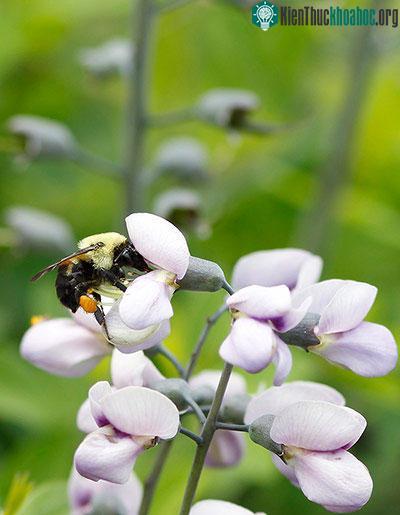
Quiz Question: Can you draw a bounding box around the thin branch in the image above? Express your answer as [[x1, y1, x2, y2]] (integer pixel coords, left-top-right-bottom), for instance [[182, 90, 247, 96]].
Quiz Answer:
[[183, 395, 207, 424], [72, 148, 124, 178], [184, 304, 227, 379], [180, 427, 203, 445], [222, 279, 234, 296], [179, 363, 233, 515], [157, 344, 186, 377], [215, 422, 249, 432]]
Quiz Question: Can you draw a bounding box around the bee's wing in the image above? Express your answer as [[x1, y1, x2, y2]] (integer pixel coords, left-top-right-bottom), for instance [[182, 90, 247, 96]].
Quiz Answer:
[[30, 243, 104, 282]]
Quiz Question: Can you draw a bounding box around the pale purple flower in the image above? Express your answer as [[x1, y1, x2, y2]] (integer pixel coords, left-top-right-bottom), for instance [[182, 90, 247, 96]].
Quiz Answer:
[[20, 311, 111, 377], [190, 500, 265, 515], [190, 370, 247, 468], [244, 380, 345, 424], [68, 467, 142, 515], [219, 285, 311, 384], [77, 349, 164, 433], [269, 400, 373, 512], [232, 248, 322, 291], [74, 383, 180, 483], [293, 280, 398, 377], [119, 213, 190, 332]]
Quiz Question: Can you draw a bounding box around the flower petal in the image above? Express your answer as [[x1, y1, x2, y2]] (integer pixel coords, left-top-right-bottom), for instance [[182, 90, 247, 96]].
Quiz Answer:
[[189, 370, 247, 400], [219, 318, 275, 373], [89, 381, 113, 427], [318, 281, 377, 334], [227, 285, 291, 320], [271, 297, 312, 333], [295, 255, 323, 291], [205, 430, 246, 468], [72, 308, 102, 333], [293, 450, 373, 512], [74, 427, 141, 484], [244, 381, 345, 424], [76, 399, 98, 433], [68, 468, 143, 515], [232, 249, 321, 291], [101, 386, 180, 439], [125, 212, 190, 278], [119, 272, 174, 331], [271, 453, 300, 487], [270, 401, 366, 451], [272, 337, 292, 386], [313, 321, 398, 377], [20, 318, 110, 377], [292, 280, 347, 316], [111, 349, 164, 388], [190, 500, 262, 515]]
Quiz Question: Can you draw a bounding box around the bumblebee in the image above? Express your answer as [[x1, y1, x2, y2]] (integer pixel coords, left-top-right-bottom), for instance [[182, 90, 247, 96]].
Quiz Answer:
[[31, 232, 149, 327]]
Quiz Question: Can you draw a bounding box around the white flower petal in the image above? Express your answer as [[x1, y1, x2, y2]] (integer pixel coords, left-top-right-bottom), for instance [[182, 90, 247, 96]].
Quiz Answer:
[[272, 337, 292, 386], [190, 499, 263, 515], [227, 285, 292, 320], [205, 430, 246, 468], [189, 370, 247, 400], [125, 212, 189, 278], [111, 349, 164, 388], [77, 398, 98, 433]]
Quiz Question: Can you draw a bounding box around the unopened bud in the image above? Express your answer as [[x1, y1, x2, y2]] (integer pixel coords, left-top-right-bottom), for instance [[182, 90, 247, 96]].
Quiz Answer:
[[196, 88, 259, 129], [178, 256, 226, 292], [150, 378, 192, 411], [249, 414, 283, 456], [190, 384, 215, 406], [7, 115, 77, 161], [219, 393, 251, 425], [78, 38, 133, 77]]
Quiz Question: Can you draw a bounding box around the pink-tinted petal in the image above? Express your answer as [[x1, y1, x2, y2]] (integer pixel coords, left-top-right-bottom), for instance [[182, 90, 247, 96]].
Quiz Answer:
[[293, 450, 373, 512], [292, 280, 347, 316], [219, 318, 275, 373], [244, 381, 345, 424], [313, 321, 398, 377], [101, 386, 180, 439], [72, 308, 101, 334], [190, 500, 263, 515], [89, 381, 112, 427], [77, 399, 98, 433], [20, 318, 111, 377], [271, 453, 300, 487], [205, 430, 246, 468], [271, 401, 366, 451], [232, 249, 320, 291], [105, 300, 169, 352], [295, 255, 323, 291], [271, 297, 312, 333], [125, 212, 190, 278], [111, 349, 164, 388], [189, 370, 247, 400], [318, 281, 377, 334], [74, 426, 141, 484], [272, 337, 292, 386], [68, 468, 142, 515], [227, 285, 291, 320], [119, 272, 174, 330]]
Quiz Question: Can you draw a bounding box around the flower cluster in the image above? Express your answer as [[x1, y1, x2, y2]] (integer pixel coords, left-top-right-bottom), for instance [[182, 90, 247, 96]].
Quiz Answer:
[[19, 213, 398, 514]]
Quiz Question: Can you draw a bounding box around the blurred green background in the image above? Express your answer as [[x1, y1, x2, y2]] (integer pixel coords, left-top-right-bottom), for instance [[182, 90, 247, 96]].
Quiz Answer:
[[0, 0, 399, 513]]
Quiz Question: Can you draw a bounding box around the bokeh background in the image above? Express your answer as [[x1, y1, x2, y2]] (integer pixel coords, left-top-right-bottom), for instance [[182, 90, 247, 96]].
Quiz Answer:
[[0, 0, 399, 513]]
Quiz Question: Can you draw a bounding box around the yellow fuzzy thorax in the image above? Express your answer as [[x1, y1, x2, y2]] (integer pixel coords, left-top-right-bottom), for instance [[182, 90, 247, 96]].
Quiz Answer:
[[78, 232, 127, 270]]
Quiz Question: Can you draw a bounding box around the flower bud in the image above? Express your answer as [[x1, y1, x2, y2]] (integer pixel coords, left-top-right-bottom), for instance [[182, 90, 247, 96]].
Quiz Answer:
[[249, 414, 283, 456], [150, 378, 192, 410], [153, 137, 208, 183], [7, 115, 77, 161], [178, 256, 226, 292], [278, 312, 320, 349], [190, 384, 215, 406], [78, 38, 133, 77], [219, 393, 251, 425], [196, 89, 259, 129], [5, 206, 75, 253]]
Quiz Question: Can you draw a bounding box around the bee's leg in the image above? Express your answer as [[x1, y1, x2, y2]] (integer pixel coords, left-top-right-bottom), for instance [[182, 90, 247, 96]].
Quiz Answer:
[[91, 292, 111, 341], [100, 270, 127, 292]]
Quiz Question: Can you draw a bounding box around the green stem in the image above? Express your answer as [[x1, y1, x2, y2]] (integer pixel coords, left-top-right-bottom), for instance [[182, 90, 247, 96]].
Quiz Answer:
[[179, 363, 233, 515], [180, 427, 203, 445], [215, 422, 249, 432], [124, 0, 154, 214], [157, 344, 186, 377]]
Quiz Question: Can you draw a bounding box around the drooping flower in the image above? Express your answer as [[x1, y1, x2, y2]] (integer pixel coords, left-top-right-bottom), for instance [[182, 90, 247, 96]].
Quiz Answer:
[[291, 280, 398, 377], [219, 285, 311, 384], [20, 310, 111, 377], [190, 370, 247, 468], [119, 213, 190, 332], [77, 349, 164, 433], [68, 467, 142, 515], [244, 380, 345, 424], [232, 248, 322, 291], [190, 499, 265, 515], [74, 383, 180, 483], [268, 400, 373, 512]]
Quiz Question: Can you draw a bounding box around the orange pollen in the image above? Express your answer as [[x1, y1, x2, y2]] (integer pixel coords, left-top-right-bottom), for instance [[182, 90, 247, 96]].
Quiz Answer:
[[79, 295, 98, 313], [30, 315, 47, 326]]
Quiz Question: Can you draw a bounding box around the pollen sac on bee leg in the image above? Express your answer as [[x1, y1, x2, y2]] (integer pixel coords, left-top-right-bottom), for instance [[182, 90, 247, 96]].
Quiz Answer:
[[79, 295, 98, 314]]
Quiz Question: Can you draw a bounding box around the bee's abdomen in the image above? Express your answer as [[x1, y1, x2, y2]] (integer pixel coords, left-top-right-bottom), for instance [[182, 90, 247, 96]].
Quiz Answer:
[[55, 266, 80, 312]]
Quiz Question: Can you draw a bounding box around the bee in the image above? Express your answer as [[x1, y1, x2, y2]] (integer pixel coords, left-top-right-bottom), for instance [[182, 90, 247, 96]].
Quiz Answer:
[[31, 232, 150, 329]]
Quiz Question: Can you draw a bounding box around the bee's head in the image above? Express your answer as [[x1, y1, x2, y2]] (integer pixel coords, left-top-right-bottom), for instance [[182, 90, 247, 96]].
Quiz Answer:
[[78, 232, 127, 269]]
